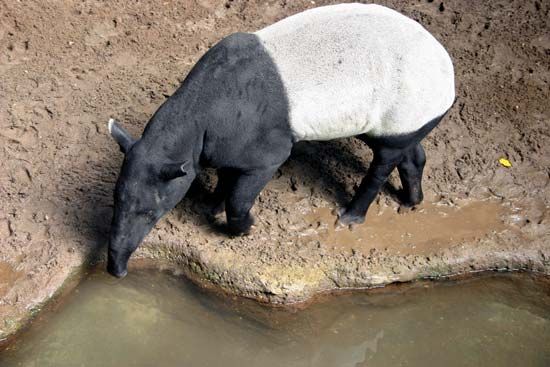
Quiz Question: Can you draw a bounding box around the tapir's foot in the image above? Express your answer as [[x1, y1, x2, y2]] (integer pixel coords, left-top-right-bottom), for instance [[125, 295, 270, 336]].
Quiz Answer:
[[397, 184, 424, 208], [227, 213, 254, 236], [397, 190, 424, 208], [336, 207, 366, 226]]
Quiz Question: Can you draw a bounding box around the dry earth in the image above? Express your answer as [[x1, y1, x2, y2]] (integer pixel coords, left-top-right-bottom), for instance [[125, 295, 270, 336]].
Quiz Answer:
[[1, 0, 549, 341]]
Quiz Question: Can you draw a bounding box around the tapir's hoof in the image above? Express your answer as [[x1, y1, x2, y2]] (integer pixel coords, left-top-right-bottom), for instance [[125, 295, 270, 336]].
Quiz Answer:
[[336, 208, 365, 226], [399, 200, 418, 209], [227, 226, 253, 237], [398, 197, 423, 209], [397, 189, 424, 208], [227, 214, 254, 236]]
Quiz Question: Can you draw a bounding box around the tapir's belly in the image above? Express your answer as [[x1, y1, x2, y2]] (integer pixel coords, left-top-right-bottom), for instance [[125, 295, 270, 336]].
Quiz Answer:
[[255, 4, 455, 141]]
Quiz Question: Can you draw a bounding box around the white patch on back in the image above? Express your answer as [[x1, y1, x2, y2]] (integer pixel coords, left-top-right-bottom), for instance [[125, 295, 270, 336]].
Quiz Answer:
[[255, 3, 455, 141]]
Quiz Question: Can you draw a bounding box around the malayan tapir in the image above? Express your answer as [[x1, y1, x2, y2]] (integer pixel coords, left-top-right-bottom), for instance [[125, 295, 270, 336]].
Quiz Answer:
[[107, 3, 455, 277]]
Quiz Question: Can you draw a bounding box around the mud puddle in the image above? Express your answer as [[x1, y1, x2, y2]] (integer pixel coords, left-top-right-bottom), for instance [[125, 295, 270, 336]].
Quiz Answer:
[[302, 200, 511, 254], [1, 269, 549, 367], [0, 262, 22, 299]]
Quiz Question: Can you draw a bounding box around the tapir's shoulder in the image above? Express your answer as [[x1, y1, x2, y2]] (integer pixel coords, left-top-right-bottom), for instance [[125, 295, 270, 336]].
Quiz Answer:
[[177, 32, 268, 98], [195, 32, 264, 69], [216, 32, 258, 49]]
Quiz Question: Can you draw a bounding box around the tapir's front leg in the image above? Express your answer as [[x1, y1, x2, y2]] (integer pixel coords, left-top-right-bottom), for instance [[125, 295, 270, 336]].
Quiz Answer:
[[225, 165, 280, 235]]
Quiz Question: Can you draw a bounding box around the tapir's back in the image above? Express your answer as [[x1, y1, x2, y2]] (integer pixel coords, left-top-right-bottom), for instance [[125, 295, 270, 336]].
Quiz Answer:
[[255, 3, 455, 141]]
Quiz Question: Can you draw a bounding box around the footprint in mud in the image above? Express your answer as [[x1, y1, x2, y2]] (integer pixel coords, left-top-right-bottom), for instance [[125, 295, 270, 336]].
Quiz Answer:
[[2, 38, 30, 66], [84, 21, 120, 46], [1, 126, 39, 149]]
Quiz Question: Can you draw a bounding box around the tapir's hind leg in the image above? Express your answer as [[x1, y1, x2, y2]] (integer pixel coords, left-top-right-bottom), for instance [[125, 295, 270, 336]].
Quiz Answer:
[[339, 114, 446, 226], [338, 147, 404, 225], [225, 165, 280, 235], [397, 143, 426, 207]]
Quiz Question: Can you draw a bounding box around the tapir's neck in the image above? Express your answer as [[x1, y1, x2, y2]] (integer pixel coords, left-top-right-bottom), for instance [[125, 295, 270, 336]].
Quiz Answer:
[[139, 91, 205, 171]]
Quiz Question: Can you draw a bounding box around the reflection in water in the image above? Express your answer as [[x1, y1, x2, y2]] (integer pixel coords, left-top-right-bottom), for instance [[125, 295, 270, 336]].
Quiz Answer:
[[1, 270, 549, 367]]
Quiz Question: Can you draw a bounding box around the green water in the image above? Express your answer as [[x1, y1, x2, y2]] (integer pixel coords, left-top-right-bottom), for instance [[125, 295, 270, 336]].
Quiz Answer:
[[1, 270, 549, 367]]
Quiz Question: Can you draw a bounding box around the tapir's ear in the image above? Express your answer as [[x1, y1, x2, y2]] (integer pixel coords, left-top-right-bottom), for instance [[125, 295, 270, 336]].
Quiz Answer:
[[160, 161, 188, 181], [108, 118, 136, 154]]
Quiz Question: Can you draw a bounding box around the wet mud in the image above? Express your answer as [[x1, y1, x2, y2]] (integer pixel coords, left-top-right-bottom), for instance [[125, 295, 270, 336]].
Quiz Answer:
[[1, 0, 549, 340], [303, 200, 511, 255]]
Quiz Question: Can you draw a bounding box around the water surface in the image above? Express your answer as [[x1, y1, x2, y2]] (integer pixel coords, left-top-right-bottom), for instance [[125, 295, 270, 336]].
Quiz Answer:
[[1, 270, 549, 367]]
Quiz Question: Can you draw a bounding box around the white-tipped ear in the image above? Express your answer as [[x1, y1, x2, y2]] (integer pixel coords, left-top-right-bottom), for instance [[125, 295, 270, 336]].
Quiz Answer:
[[160, 161, 188, 181], [108, 118, 136, 154], [108, 118, 115, 134]]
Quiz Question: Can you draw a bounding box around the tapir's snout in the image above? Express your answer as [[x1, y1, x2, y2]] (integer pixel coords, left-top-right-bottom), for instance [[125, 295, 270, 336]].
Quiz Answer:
[[107, 236, 132, 278], [107, 258, 128, 278], [106, 215, 157, 278]]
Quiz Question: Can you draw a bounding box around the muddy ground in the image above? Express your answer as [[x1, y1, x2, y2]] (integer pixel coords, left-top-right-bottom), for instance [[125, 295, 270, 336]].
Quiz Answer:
[[1, 0, 549, 341]]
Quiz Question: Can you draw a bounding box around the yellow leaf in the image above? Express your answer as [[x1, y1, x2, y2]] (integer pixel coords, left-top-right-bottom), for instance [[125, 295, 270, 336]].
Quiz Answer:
[[499, 158, 512, 168]]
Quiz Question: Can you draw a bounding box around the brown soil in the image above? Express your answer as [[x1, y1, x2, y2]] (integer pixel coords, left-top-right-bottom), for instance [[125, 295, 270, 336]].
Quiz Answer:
[[1, 0, 549, 341]]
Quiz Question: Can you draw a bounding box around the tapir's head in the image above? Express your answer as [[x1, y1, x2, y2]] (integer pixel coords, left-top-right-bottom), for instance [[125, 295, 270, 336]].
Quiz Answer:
[[107, 119, 195, 278]]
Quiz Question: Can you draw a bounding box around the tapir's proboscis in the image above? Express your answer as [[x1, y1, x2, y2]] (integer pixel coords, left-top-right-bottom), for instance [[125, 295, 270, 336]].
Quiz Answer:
[[107, 4, 455, 278]]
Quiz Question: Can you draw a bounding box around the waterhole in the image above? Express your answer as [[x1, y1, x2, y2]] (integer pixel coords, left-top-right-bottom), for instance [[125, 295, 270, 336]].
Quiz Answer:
[[1, 270, 549, 367]]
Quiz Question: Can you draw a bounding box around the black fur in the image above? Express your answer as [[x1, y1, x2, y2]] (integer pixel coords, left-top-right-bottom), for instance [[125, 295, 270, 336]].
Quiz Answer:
[[359, 113, 444, 149], [108, 33, 292, 276]]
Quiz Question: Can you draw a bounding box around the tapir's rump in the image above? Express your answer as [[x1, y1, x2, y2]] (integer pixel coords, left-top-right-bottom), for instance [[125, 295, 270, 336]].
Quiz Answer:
[[255, 3, 455, 141]]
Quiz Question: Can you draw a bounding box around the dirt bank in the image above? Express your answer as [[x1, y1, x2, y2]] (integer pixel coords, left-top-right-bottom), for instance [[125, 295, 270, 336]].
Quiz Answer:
[[1, 0, 549, 341]]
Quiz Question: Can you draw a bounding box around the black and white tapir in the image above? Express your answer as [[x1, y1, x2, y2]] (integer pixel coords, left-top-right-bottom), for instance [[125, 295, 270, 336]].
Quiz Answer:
[[107, 4, 455, 277]]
